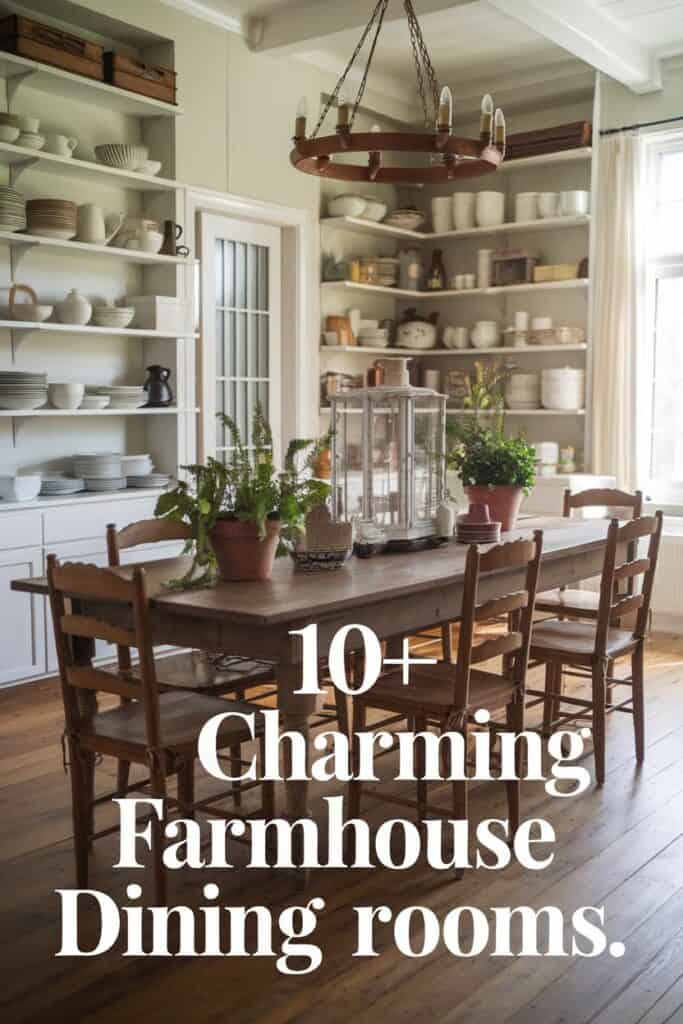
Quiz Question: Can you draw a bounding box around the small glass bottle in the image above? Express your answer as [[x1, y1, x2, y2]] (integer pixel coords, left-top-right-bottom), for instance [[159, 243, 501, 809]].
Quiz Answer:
[[427, 249, 447, 291]]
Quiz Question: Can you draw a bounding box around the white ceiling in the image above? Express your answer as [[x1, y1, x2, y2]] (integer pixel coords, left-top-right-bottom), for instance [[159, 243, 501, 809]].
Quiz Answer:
[[597, 0, 683, 56]]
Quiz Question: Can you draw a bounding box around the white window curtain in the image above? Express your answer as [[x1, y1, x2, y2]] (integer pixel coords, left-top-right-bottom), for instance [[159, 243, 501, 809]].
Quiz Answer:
[[591, 133, 644, 488]]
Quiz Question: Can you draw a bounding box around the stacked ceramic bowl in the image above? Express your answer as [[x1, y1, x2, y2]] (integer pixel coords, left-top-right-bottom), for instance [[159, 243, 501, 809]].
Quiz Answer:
[[26, 199, 77, 239], [84, 385, 146, 409], [0, 371, 48, 409], [359, 257, 399, 287], [383, 208, 425, 231], [357, 320, 390, 347], [91, 304, 135, 329], [541, 367, 585, 410], [505, 373, 540, 410], [94, 143, 149, 171], [40, 475, 85, 496], [120, 454, 171, 489], [73, 453, 125, 492], [0, 186, 26, 232]]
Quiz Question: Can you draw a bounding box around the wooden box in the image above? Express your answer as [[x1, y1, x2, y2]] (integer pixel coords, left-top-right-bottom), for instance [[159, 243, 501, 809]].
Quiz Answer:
[[534, 263, 579, 283], [104, 52, 177, 105], [0, 14, 103, 80], [506, 121, 593, 161], [492, 249, 539, 287]]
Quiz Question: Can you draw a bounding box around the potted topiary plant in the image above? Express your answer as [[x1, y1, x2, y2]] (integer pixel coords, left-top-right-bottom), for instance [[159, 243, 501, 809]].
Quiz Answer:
[[155, 405, 332, 584], [447, 366, 535, 531]]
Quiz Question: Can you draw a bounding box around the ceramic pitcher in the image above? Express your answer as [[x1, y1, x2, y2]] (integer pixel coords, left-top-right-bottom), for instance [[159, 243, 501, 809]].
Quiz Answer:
[[77, 204, 124, 245]]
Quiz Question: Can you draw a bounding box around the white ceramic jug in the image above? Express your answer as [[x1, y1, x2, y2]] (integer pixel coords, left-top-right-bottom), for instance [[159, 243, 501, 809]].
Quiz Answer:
[[77, 204, 124, 245], [56, 289, 92, 325]]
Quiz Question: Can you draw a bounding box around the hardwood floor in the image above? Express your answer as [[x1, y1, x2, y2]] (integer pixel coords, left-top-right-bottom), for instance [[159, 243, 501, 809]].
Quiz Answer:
[[2, 635, 683, 1024]]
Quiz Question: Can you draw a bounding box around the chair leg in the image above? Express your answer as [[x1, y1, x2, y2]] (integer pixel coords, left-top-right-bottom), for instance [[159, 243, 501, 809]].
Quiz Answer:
[[117, 759, 131, 796], [260, 734, 276, 817], [69, 740, 90, 889], [415, 715, 427, 824], [504, 698, 522, 837], [592, 661, 607, 786], [149, 760, 168, 906], [229, 744, 242, 807], [452, 720, 469, 881], [632, 644, 645, 763], [542, 662, 560, 736], [348, 699, 366, 821], [177, 758, 194, 818], [442, 623, 453, 663]]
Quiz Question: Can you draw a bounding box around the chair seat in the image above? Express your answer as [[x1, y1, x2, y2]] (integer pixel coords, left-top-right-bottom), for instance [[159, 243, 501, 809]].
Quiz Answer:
[[111, 651, 276, 695], [359, 662, 517, 719], [82, 690, 263, 756], [530, 618, 638, 661], [535, 588, 599, 618]]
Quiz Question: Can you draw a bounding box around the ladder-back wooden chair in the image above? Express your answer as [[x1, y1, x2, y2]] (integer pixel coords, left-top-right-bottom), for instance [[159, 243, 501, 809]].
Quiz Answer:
[[535, 488, 643, 620], [528, 512, 663, 785], [346, 531, 543, 875], [47, 554, 274, 904], [107, 519, 278, 701]]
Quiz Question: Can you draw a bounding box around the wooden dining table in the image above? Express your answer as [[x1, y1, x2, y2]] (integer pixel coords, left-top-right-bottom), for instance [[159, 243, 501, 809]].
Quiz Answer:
[[12, 515, 614, 861]]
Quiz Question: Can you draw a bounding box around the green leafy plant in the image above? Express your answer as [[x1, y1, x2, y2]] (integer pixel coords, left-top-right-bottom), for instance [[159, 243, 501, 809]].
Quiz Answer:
[[447, 413, 536, 494], [155, 404, 332, 587]]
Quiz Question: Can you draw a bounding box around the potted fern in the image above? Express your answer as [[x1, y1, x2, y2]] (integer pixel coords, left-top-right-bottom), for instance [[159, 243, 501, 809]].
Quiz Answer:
[[155, 405, 332, 583], [447, 363, 536, 531]]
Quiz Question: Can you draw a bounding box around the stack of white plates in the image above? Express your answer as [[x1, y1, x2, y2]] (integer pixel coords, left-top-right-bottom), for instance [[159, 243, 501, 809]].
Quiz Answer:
[[358, 328, 390, 348], [84, 385, 146, 409], [26, 199, 77, 240], [40, 476, 85, 496], [127, 473, 171, 489], [0, 186, 26, 233], [74, 452, 122, 479], [0, 371, 48, 409], [505, 373, 540, 410], [541, 367, 585, 411]]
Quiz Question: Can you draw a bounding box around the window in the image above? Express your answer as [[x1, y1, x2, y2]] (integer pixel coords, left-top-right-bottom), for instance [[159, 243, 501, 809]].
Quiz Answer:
[[200, 214, 282, 463], [640, 135, 683, 505]]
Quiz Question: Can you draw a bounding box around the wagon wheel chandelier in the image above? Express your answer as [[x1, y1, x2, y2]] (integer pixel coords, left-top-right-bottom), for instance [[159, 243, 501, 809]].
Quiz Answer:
[[291, 0, 506, 184]]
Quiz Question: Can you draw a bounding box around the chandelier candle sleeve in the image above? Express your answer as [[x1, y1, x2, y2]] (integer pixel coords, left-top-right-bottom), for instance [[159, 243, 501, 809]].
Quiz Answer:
[[438, 86, 453, 131], [295, 96, 308, 139], [495, 108, 506, 153], [480, 94, 494, 143]]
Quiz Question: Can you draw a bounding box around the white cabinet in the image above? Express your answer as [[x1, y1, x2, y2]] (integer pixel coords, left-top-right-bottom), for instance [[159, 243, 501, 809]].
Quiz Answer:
[[0, 547, 45, 686]]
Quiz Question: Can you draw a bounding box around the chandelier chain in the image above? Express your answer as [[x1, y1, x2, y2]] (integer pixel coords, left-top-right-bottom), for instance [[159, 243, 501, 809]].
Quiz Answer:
[[310, 0, 390, 139], [404, 0, 440, 125]]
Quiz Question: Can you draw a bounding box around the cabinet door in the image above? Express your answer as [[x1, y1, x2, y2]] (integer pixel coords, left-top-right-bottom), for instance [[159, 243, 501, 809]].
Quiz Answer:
[[0, 547, 46, 686]]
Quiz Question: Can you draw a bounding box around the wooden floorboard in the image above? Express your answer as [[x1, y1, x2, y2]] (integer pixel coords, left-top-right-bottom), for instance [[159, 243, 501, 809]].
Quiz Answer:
[[0, 634, 682, 1024]]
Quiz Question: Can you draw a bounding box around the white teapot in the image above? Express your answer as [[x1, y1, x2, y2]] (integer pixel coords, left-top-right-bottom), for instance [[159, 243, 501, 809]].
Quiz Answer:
[[55, 289, 92, 325]]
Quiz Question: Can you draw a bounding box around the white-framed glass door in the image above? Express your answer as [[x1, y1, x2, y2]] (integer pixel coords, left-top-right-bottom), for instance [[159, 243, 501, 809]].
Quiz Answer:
[[199, 212, 282, 463]]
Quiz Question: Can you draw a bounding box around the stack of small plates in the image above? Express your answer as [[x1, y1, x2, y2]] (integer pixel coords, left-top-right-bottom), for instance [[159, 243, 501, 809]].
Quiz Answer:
[[358, 327, 390, 347], [0, 186, 26, 233], [40, 476, 85, 496], [0, 371, 48, 409], [383, 208, 425, 232], [84, 385, 146, 409], [359, 256, 399, 287], [455, 519, 502, 544], [73, 453, 125, 492], [127, 473, 171, 489], [26, 199, 77, 239]]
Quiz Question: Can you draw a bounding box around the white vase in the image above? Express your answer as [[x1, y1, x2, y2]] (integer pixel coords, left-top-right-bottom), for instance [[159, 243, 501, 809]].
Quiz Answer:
[[475, 191, 505, 227], [431, 196, 452, 234], [452, 192, 475, 229], [56, 289, 92, 325]]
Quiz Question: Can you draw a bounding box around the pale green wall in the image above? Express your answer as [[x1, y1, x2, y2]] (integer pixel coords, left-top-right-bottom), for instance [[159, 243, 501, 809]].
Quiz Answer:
[[600, 60, 683, 132]]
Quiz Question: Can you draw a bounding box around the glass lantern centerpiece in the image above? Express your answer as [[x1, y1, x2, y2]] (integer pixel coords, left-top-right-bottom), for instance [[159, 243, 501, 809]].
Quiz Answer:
[[330, 386, 447, 549]]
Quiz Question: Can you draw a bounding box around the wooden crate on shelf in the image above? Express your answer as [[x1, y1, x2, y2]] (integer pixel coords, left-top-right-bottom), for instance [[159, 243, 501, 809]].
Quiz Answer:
[[104, 52, 177, 105], [491, 249, 539, 287], [0, 14, 103, 79], [506, 121, 593, 160]]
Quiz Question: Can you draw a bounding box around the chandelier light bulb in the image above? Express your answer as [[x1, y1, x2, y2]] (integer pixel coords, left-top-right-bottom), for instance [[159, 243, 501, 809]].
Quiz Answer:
[[438, 86, 453, 130]]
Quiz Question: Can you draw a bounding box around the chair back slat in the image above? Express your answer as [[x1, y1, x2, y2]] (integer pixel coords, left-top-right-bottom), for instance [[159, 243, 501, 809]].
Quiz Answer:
[[66, 665, 141, 700], [60, 612, 137, 648], [564, 488, 643, 516], [594, 513, 664, 654], [470, 632, 523, 665], [52, 561, 134, 602], [454, 530, 543, 708], [475, 591, 528, 622], [107, 518, 191, 565]]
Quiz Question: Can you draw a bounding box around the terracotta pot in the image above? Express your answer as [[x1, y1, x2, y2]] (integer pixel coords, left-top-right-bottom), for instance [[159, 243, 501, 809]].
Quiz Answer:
[[464, 485, 524, 532], [210, 518, 281, 581]]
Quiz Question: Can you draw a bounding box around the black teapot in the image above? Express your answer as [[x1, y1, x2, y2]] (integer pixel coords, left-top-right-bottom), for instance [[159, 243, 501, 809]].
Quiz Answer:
[[144, 365, 173, 407]]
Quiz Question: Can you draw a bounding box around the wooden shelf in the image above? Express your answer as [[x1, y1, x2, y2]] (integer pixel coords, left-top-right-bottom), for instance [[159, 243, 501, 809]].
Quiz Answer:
[[0, 486, 172, 511], [321, 214, 589, 243], [0, 407, 198, 418], [0, 141, 179, 192], [0, 230, 196, 266], [0, 319, 196, 339], [500, 148, 592, 172], [322, 279, 590, 300], [446, 408, 586, 416], [320, 343, 588, 357], [0, 51, 182, 118]]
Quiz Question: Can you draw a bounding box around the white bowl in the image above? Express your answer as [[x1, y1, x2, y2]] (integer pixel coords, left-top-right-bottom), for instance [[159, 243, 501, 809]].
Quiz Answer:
[[48, 382, 85, 409], [0, 125, 20, 143], [95, 143, 149, 170], [361, 197, 388, 222], [92, 306, 135, 329], [12, 304, 53, 323], [17, 132, 45, 151], [79, 395, 110, 410], [0, 474, 41, 501], [137, 160, 162, 176], [470, 321, 500, 348], [328, 195, 366, 218], [323, 331, 339, 346], [136, 231, 163, 253]]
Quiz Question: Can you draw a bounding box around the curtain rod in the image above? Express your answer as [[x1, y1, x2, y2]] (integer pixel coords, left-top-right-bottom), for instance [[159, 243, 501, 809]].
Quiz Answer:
[[600, 114, 683, 137]]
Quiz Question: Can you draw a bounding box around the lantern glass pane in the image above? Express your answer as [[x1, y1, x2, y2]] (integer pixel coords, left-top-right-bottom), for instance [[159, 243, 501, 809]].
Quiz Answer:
[[370, 395, 402, 529]]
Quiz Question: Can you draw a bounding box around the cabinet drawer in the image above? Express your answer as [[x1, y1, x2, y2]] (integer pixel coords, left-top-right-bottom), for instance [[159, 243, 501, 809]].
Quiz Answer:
[[0, 546, 46, 685], [43, 496, 160, 545], [0, 510, 42, 550]]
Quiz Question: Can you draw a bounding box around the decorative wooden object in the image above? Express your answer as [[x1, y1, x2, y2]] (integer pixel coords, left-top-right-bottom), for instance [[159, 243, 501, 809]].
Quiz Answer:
[[299, 504, 352, 553], [528, 512, 664, 785], [104, 52, 177, 105], [46, 555, 274, 903], [492, 249, 540, 287], [0, 14, 104, 79], [343, 531, 543, 874], [505, 121, 593, 160]]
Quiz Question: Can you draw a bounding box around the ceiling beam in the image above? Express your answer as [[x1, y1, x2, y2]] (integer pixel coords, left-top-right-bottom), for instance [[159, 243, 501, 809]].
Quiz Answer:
[[487, 0, 661, 94], [247, 0, 478, 56]]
